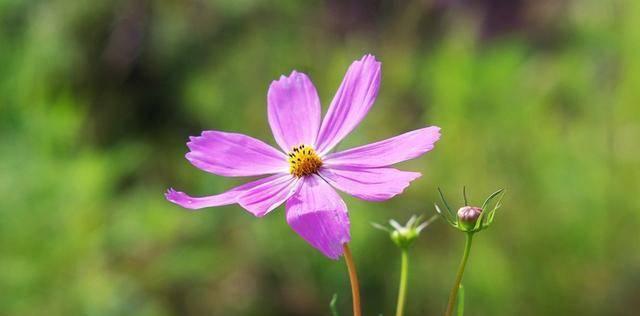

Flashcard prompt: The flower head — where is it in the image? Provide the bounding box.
[166,54,441,259]
[435,187,505,233]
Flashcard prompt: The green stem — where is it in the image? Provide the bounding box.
[445,233,474,316]
[395,249,409,316]
[457,284,465,316]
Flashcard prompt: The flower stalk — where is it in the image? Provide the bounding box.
[435,187,505,316]
[445,232,473,316]
[343,244,361,316]
[372,215,437,316]
[395,249,409,316]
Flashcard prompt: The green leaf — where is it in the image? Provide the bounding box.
[330,294,339,316]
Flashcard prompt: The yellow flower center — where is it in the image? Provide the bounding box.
[288,144,323,177]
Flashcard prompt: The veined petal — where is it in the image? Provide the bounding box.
[237,174,300,217]
[165,175,279,210]
[316,54,381,154]
[319,167,421,201]
[286,174,350,259]
[323,126,441,168]
[268,71,322,151]
[186,131,288,177]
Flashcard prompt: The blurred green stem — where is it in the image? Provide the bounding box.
[445,233,473,316]
[457,284,465,316]
[395,249,409,316]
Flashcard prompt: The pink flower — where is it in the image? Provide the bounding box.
[166,55,441,259]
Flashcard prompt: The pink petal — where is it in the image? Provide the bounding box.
[323,126,441,168]
[285,174,351,259]
[237,174,300,217]
[268,71,322,152]
[186,131,288,177]
[316,54,381,154]
[319,167,421,201]
[165,175,279,210]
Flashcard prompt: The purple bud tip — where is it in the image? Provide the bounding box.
[457,206,482,222]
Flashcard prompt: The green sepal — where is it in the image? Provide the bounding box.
[373,214,436,249]
[435,203,458,228]
[463,186,469,206]
[472,207,488,232]
[480,189,505,230]
[473,189,504,232]
[371,222,391,233]
[480,189,505,211]
[438,187,457,220]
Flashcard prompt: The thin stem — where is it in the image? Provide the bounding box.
[457,284,465,316]
[343,243,361,316]
[445,233,474,316]
[395,249,409,316]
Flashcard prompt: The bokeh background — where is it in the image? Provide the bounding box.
[1,0,639,315]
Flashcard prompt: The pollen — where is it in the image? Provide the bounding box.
[288,144,323,177]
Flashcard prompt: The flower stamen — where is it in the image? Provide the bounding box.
[288,144,322,177]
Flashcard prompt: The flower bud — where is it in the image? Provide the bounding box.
[391,227,419,249]
[457,206,482,231]
[436,188,504,233]
[372,215,437,250]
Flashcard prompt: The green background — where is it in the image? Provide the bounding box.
[1,0,639,315]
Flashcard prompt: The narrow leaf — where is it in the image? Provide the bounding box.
[330,294,339,316]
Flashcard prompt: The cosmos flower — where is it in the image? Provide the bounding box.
[166,54,440,259]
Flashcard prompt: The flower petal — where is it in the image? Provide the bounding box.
[285,174,351,259]
[316,54,381,154]
[237,174,300,217]
[323,126,441,168]
[165,175,279,210]
[268,71,322,152]
[319,167,421,201]
[186,131,288,177]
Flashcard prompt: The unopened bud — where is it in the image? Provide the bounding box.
[372,215,437,249]
[391,227,418,249]
[436,187,504,233]
[457,206,482,231]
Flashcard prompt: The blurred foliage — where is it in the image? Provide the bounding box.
[1,0,639,315]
